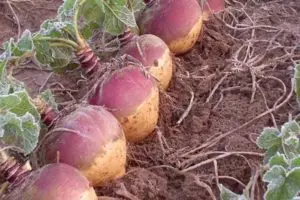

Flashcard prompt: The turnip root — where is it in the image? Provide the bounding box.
[138,0,203,55]
[118,33,173,90]
[202,0,225,21]
[88,66,159,142]
[1,160,98,200]
[38,105,127,187]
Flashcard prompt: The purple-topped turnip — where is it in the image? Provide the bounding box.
[118,32,173,90]
[1,160,98,200]
[38,105,127,187]
[88,66,159,142]
[138,0,204,55]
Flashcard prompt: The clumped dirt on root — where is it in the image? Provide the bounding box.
[1,0,300,200]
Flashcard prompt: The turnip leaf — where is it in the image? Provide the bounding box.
[33,36,74,70]
[0,112,40,155]
[126,0,146,13]
[219,184,248,200]
[0,86,40,155]
[269,153,289,168]
[15,30,34,53]
[294,64,300,105]
[281,121,300,159]
[291,157,300,168]
[94,0,137,35]
[263,166,300,200]
[257,127,281,150]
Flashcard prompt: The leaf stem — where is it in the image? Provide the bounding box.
[34,37,79,50]
[49,43,75,49]
[74,0,88,48]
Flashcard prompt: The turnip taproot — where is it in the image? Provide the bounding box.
[202,0,225,20]
[38,105,127,187]
[88,66,159,142]
[118,31,173,90]
[138,0,203,55]
[1,160,97,200]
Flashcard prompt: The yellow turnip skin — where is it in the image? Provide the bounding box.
[118,86,159,142]
[119,34,173,90]
[88,66,159,142]
[38,105,127,187]
[167,17,203,55]
[138,0,203,55]
[3,163,98,200]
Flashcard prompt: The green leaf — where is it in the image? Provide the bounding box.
[58,0,78,17]
[219,184,248,200]
[0,94,21,110]
[40,89,58,111]
[0,112,40,155]
[0,85,40,155]
[269,153,289,168]
[257,127,281,149]
[9,91,40,120]
[0,60,8,81]
[294,64,300,104]
[95,0,137,35]
[126,0,146,13]
[33,37,73,70]
[16,30,33,52]
[281,121,300,138]
[0,38,13,61]
[1,30,34,60]
[263,166,300,200]
[264,145,283,164]
[291,157,300,168]
[281,121,300,159]
[39,19,75,39]
[78,0,104,39]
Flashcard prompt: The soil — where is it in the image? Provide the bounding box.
[1,0,300,199]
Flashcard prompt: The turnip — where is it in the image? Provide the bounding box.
[38,105,127,187]
[1,159,98,200]
[117,30,173,90]
[88,66,159,142]
[202,0,225,20]
[138,0,204,55]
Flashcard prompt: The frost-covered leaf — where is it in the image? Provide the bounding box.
[219,184,248,200]
[264,145,283,164]
[9,91,40,120]
[291,157,300,168]
[0,60,8,81]
[294,64,300,104]
[40,89,58,111]
[1,30,34,60]
[12,30,34,57]
[59,0,78,17]
[33,37,73,70]
[257,127,281,150]
[39,19,75,39]
[0,112,40,155]
[281,121,300,159]
[97,0,137,35]
[263,166,300,200]
[281,121,300,138]
[126,0,146,13]
[0,87,40,154]
[269,153,289,168]
[0,94,21,110]
[79,0,105,39]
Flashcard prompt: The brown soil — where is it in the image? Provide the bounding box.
[1,0,300,199]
